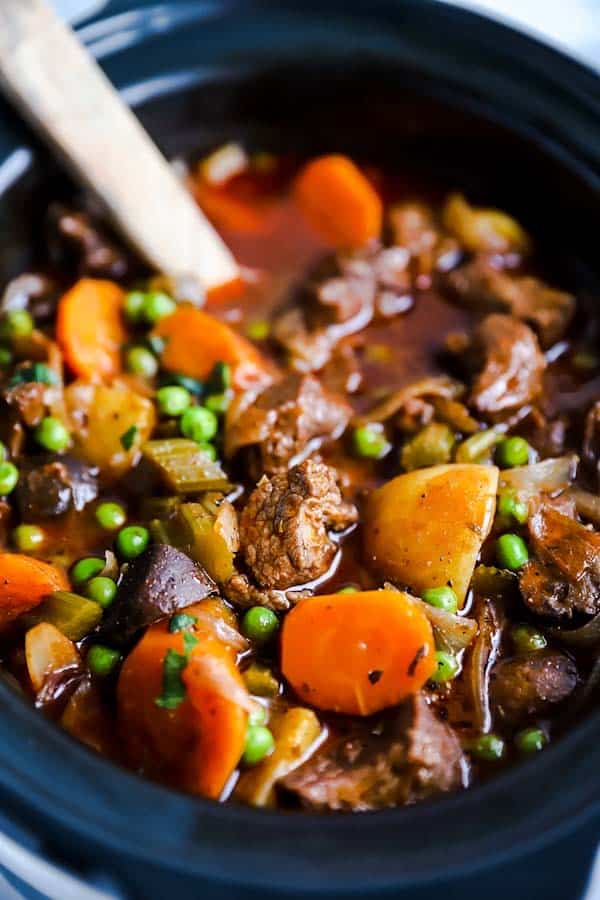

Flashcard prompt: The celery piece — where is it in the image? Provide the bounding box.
[243,662,280,698]
[401,423,455,471]
[22,591,103,641]
[142,439,231,494]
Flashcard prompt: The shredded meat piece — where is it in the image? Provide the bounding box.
[239,459,357,590]
[225,373,351,477]
[281,694,466,811]
[3,381,46,427]
[490,651,577,727]
[222,572,296,611]
[583,400,600,487]
[388,203,461,288]
[519,504,600,618]
[468,314,546,418]
[445,255,574,347]
[48,205,129,279]
[273,243,415,372]
[16,456,98,521]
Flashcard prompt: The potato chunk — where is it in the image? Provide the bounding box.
[364,463,498,605]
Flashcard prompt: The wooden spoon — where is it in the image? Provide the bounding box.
[0,0,239,292]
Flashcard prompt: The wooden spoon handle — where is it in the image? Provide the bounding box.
[0,0,239,291]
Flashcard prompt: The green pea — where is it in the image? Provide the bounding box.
[142,291,176,325]
[70,556,105,587]
[241,607,279,644]
[123,291,146,323]
[34,417,70,452]
[242,724,275,766]
[95,502,127,531]
[12,524,45,553]
[246,320,270,341]
[204,392,230,415]
[197,443,217,462]
[248,705,268,727]
[469,733,505,761]
[126,346,158,378]
[496,533,529,570]
[496,492,528,525]
[515,727,547,754]
[429,650,460,683]
[1,309,33,340]
[421,585,458,614]
[0,442,7,462]
[87,644,121,677]
[0,347,13,368]
[511,623,547,654]
[0,461,19,495]
[84,576,117,609]
[338,585,359,594]
[180,405,218,443]
[495,436,531,468]
[156,385,191,417]
[116,525,150,560]
[352,424,391,459]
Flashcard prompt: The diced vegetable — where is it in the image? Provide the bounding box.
[499,455,577,504]
[153,306,273,390]
[415,597,477,653]
[25,622,79,692]
[471,565,517,598]
[235,707,322,807]
[354,375,464,428]
[21,590,103,641]
[442,193,530,255]
[243,662,280,697]
[401,423,455,471]
[0,554,69,626]
[281,590,435,715]
[61,678,116,756]
[199,142,249,186]
[294,155,382,248]
[192,179,267,234]
[365,464,499,605]
[454,428,502,464]
[172,499,238,582]
[56,279,127,381]
[64,381,156,478]
[118,601,249,798]
[142,439,231,493]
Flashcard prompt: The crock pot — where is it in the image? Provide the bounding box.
[0,2,598,898]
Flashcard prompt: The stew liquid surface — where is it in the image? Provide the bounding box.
[0,146,598,811]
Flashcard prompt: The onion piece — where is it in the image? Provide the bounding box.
[25,622,80,692]
[547,611,600,648]
[500,455,578,503]
[199,142,249,186]
[353,375,464,427]
[467,599,503,733]
[383,583,477,653]
[571,488,600,528]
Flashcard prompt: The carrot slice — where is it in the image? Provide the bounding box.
[117,601,249,799]
[0,554,69,627]
[154,306,273,390]
[294,154,383,248]
[56,278,126,382]
[192,180,268,234]
[281,589,435,716]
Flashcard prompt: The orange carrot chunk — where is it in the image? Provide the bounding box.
[154,306,273,390]
[294,154,383,248]
[0,554,69,627]
[192,180,268,234]
[56,278,126,382]
[281,589,435,716]
[117,602,249,799]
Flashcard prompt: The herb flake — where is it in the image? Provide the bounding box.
[120,425,138,451]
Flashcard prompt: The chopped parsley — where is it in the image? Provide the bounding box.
[9,363,59,387]
[169,613,198,633]
[120,425,138,451]
[155,616,199,709]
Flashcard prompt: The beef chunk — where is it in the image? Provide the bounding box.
[490,651,577,727]
[48,205,129,279]
[273,244,414,372]
[468,314,546,418]
[445,256,574,347]
[583,400,600,486]
[239,460,357,590]
[3,381,46,428]
[225,373,351,477]
[98,545,216,646]
[16,456,98,520]
[388,202,461,287]
[519,505,600,618]
[281,694,465,811]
